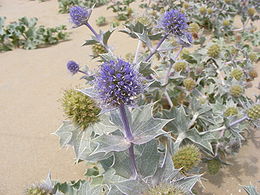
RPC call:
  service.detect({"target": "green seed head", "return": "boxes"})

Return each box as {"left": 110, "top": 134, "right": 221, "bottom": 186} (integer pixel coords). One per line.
{"left": 92, "top": 44, "right": 107, "bottom": 57}
{"left": 142, "top": 183, "right": 185, "bottom": 195}
{"left": 230, "top": 69, "right": 244, "bottom": 80}
{"left": 174, "top": 62, "right": 187, "bottom": 72}
{"left": 248, "top": 7, "right": 256, "bottom": 16}
{"left": 26, "top": 186, "right": 52, "bottom": 195}
{"left": 230, "top": 85, "right": 243, "bottom": 97}
{"left": 223, "top": 20, "right": 230, "bottom": 26}
{"left": 172, "top": 145, "right": 201, "bottom": 172}
{"left": 207, "top": 8, "right": 213, "bottom": 14}
{"left": 207, "top": 44, "right": 221, "bottom": 58}
{"left": 224, "top": 107, "right": 238, "bottom": 117}
{"left": 247, "top": 104, "right": 260, "bottom": 120}
{"left": 249, "top": 52, "right": 258, "bottom": 62}
{"left": 248, "top": 69, "right": 258, "bottom": 79}
{"left": 189, "top": 23, "right": 200, "bottom": 34}
{"left": 62, "top": 89, "right": 100, "bottom": 129}
{"left": 207, "top": 159, "right": 221, "bottom": 175}
{"left": 230, "top": 47, "right": 239, "bottom": 56}
{"left": 199, "top": 7, "right": 207, "bottom": 14}
{"left": 183, "top": 2, "right": 190, "bottom": 9}
{"left": 224, "top": 0, "right": 233, "bottom": 3}
{"left": 183, "top": 78, "right": 196, "bottom": 91}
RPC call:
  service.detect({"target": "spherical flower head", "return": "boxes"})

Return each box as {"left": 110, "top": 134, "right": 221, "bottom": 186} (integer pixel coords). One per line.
{"left": 95, "top": 59, "right": 144, "bottom": 107}
{"left": 230, "top": 69, "right": 244, "bottom": 80}
{"left": 183, "top": 77, "right": 196, "bottom": 91}
{"left": 207, "top": 44, "right": 221, "bottom": 58}
{"left": 92, "top": 44, "right": 107, "bottom": 57}
{"left": 69, "top": 6, "right": 91, "bottom": 27}
{"left": 247, "top": 104, "right": 260, "bottom": 120}
{"left": 174, "top": 61, "right": 187, "bottom": 72}
{"left": 67, "top": 60, "right": 79, "bottom": 75}
{"left": 62, "top": 89, "right": 100, "bottom": 129}
{"left": 172, "top": 144, "right": 201, "bottom": 173}
{"left": 230, "top": 85, "right": 243, "bottom": 97}
{"left": 224, "top": 107, "right": 238, "bottom": 117}
{"left": 161, "top": 9, "right": 188, "bottom": 35}
{"left": 207, "top": 159, "right": 221, "bottom": 175}
{"left": 248, "top": 69, "right": 258, "bottom": 79}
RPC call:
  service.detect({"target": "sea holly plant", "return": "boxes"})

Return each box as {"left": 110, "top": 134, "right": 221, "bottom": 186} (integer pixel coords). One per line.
{"left": 29, "top": 3, "right": 260, "bottom": 195}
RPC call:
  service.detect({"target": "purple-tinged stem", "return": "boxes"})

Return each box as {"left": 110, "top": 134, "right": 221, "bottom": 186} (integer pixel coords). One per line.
{"left": 119, "top": 104, "right": 133, "bottom": 140}
{"left": 128, "top": 143, "right": 138, "bottom": 178}
{"left": 145, "top": 33, "right": 169, "bottom": 62}
{"left": 85, "top": 22, "right": 99, "bottom": 39}
{"left": 119, "top": 104, "right": 138, "bottom": 178}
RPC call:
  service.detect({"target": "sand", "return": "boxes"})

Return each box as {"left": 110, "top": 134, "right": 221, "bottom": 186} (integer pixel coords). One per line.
{"left": 0, "top": 1, "right": 259, "bottom": 195}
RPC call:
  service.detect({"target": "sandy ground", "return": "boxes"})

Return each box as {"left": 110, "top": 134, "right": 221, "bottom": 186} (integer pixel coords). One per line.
{"left": 0, "top": 1, "right": 259, "bottom": 195}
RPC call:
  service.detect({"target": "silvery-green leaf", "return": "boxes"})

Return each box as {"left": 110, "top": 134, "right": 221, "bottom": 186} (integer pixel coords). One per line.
{"left": 242, "top": 185, "right": 260, "bottom": 195}
{"left": 174, "top": 175, "right": 201, "bottom": 194}
{"left": 163, "top": 106, "right": 213, "bottom": 152}
{"left": 88, "top": 113, "right": 119, "bottom": 135}
{"left": 131, "top": 104, "right": 171, "bottom": 145}
{"left": 134, "top": 31, "right": 152, "bottom": 49}
{"left": 114, "top": 179, "right": 148, "bottom": 195}
{"left": 151, "top": 148, "right": 180, "bottom": 185}
{"left": 91, "top": 134, "right": 131, "bottom": 155}
{"left": 82, "top": 39, "right": 99, "bottom": 46}
{"left": 54, "top": 121, "right": 82, "bottom": 147}
{"left": 136, "top": 140, "right": 160, "bottom": 177}
{"left": 101, "top": 29, "right": 115, "bottom": 45}
{"left": 99, "top": 52, "right": 117, "bottom": 62}
{"left": 112, "top": 140, "right": 160, "bottom": 178}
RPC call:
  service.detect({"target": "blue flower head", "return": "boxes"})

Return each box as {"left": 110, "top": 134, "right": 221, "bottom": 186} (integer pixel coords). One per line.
{"left": 95, "top": 59, "right": 144, "bottom": 107}
{"left": 177, "top": 31, "right": 193, "bottom": 47}
{"left": 67, "top": 60, "right": 79, "bottom": 74}
{"left": 161, "top": 9, "right": 188, "bottom": 35}
{"left": 69, "top": 6, "right": 91, "bottom": 27}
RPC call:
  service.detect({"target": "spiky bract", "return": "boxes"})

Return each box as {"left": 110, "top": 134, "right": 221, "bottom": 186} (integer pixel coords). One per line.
{"left": 172, "top": 145, "right": 201, "bottom": 172}
{"left": 62, "top": 89, "right": 100, "bottom": 129}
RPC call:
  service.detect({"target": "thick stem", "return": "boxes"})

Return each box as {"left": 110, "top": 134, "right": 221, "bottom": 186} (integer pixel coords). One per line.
{"left": 145, "top": 33, "right": 169, "bottom": 62}
{"left": 119, "top": 104, "right": 133, "bottom": 140}
{"left": 119, "top": 104, "right": 138, "bottom": 178}
{"left": 128, "top": 144, "right": 138, "bottom": 178}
